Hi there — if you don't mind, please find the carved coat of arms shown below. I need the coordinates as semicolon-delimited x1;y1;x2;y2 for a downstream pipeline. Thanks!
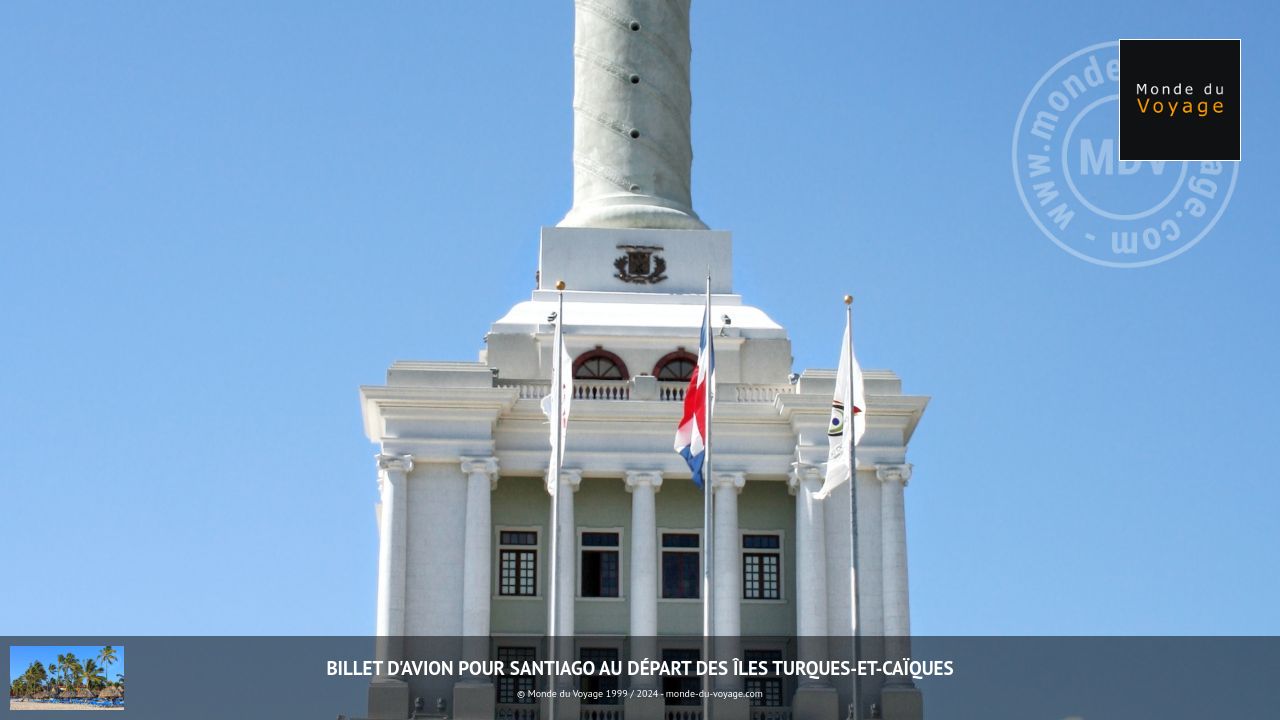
614;245;667;284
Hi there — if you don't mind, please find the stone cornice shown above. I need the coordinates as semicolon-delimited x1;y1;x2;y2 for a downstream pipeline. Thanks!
360;384;518;444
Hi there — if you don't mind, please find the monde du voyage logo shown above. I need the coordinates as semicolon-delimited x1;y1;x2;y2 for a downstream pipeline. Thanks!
1012;40;1240;268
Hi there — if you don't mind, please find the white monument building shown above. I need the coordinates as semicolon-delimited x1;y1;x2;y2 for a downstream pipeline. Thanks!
360;3;927;720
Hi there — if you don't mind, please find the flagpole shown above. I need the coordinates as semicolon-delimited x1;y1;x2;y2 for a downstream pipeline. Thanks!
845;294;862;720
548;280;566;720
702;273;714;720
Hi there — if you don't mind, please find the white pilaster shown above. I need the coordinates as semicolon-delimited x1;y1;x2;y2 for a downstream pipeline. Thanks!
375;453;413;642
790;463;830;693
822;474;854;639
552;468;583;639
711;471;745;695
877;464;913;639
460;457;499;639
625;470;662;693
625;470;662;637
711;471;745;636
790;464;829;638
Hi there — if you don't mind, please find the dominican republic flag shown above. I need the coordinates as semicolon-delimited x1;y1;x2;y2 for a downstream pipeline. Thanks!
674;307;715;487
815;311;865;499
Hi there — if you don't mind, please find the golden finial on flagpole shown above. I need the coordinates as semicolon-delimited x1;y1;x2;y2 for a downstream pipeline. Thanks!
844;294;853;305
556;280;566;291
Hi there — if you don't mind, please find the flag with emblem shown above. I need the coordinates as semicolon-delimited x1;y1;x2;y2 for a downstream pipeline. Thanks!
816;311;865;499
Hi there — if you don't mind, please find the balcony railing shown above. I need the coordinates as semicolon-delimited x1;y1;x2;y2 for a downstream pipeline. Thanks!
580;707;624;720
664;708;702;720
750;708;792;720
496;379;794;404
496;704;539;720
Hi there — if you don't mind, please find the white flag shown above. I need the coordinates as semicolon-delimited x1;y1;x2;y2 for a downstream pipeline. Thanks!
541;319;572;492
816;314;865;499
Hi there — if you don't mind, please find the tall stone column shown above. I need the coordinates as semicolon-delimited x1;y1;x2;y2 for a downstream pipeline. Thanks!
460;456;499;663
375;453;413;641
877;464;922;720
711;472;749;720
454;459;499;718
624;471;664;720
712;471;745;640
878;464;913;652
790;464;837;720
371;453;412;720
544;468;582;720
554;468;583;641
625;471;662;643
559;0;706;229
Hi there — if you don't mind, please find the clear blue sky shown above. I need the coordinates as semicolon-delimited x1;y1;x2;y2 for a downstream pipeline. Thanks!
9;646;124;683
1;2;1276;636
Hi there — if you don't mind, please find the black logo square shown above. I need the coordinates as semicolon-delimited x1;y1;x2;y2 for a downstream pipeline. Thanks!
1119;39;1240;161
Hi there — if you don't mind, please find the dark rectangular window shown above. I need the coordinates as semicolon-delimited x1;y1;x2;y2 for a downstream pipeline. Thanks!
663;533;700;548
744;650;783;707
501;531;537;546
661;533;700;599
499;530;538;596
742;534;781;600
743;534;781;549
581;531;620;598
579;648;619;705
662;648;702;706
497;647;536;704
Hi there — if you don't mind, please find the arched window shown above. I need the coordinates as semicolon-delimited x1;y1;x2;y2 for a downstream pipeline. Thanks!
573;348;629;380
653;350;698;382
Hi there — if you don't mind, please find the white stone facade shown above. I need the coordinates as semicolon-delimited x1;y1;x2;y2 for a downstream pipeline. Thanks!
360;2;927;719
360;226;927;720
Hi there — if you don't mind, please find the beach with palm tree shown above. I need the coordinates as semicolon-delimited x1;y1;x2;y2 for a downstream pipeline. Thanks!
9;645;124;711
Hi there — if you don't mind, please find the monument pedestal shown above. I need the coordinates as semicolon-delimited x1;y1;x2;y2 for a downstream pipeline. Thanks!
368;678;410;720
792;685;838;720
451;681;495;720
880;685;924;720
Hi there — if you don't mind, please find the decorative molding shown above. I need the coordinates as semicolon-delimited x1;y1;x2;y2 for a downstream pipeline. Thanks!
376;453;414;475
875;463;913;486
545;467;584;492
460;456;500;490
711;471;746;493
787;462;822;495
624;470;664;493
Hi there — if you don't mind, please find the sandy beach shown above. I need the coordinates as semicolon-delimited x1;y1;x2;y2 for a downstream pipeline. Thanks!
10;700;124;711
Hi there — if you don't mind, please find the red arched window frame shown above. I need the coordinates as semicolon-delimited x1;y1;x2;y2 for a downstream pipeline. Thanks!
652;349;698;381
573;347;630;380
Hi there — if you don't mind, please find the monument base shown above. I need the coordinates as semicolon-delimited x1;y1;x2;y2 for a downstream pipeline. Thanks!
368;678;410;720
880;685;924;720
451;681;495;720
792;685;839;720
623;694;665;720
